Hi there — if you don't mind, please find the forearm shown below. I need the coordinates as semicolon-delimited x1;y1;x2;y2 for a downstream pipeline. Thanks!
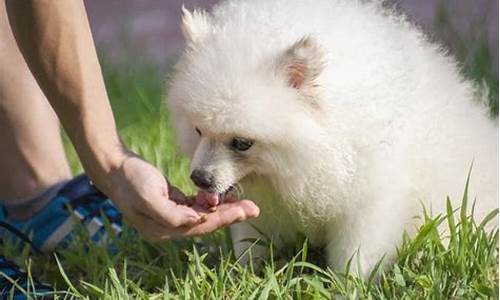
5;0;125;187
4;1;261;238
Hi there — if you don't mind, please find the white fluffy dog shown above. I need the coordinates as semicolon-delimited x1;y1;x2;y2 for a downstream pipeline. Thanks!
167;0;498;277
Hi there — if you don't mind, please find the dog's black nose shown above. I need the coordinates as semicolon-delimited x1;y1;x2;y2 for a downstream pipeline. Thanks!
190;169;216;190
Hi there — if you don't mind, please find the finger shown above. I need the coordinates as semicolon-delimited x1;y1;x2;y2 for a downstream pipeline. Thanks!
144;195;201;228
129;214;176;241
164;204;202;227
168;184;190;204
174;200;260;237
222;194;239;203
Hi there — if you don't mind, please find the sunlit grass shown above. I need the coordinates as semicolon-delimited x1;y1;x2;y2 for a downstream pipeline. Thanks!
0;61;495;299
1;6;498;297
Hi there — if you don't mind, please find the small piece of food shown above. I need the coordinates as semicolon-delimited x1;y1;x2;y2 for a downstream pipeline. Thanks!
199;213;208;223
208;206;217;212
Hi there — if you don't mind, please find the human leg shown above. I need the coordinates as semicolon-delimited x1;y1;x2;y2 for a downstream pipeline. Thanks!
0;0;71;219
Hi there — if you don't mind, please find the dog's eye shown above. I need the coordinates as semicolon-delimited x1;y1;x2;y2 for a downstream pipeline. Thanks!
195;127;201;136
230;137;253;152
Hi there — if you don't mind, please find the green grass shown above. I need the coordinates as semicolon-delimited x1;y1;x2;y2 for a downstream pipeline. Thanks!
0;61;497;299
1;8;499;297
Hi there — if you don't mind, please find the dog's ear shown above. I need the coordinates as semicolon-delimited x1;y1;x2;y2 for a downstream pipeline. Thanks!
181;6;211;43
278;36;324;90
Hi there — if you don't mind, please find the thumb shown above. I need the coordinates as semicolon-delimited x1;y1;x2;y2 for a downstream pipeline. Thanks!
176;200;260;237
147;191;201;228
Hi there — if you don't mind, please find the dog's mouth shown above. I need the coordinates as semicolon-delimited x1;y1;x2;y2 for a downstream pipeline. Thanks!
195;185;236;207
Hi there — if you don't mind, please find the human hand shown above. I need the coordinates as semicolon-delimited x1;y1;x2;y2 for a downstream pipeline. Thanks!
98;153;259;241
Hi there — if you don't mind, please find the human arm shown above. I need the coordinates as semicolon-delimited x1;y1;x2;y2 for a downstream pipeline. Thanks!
5;0;259;239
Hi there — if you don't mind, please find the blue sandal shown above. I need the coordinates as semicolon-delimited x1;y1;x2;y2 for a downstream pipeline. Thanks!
0;174;124;299
0;174;123;253
0;255;52;299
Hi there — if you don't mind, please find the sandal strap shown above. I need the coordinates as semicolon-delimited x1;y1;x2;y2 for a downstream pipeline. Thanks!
0;255;52;299
0;174;122;253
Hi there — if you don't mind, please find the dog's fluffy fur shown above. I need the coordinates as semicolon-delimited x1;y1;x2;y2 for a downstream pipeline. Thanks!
168;0;498;276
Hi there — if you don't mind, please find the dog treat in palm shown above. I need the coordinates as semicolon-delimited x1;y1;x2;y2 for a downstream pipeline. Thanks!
208;206;217;212
199;213;208;223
